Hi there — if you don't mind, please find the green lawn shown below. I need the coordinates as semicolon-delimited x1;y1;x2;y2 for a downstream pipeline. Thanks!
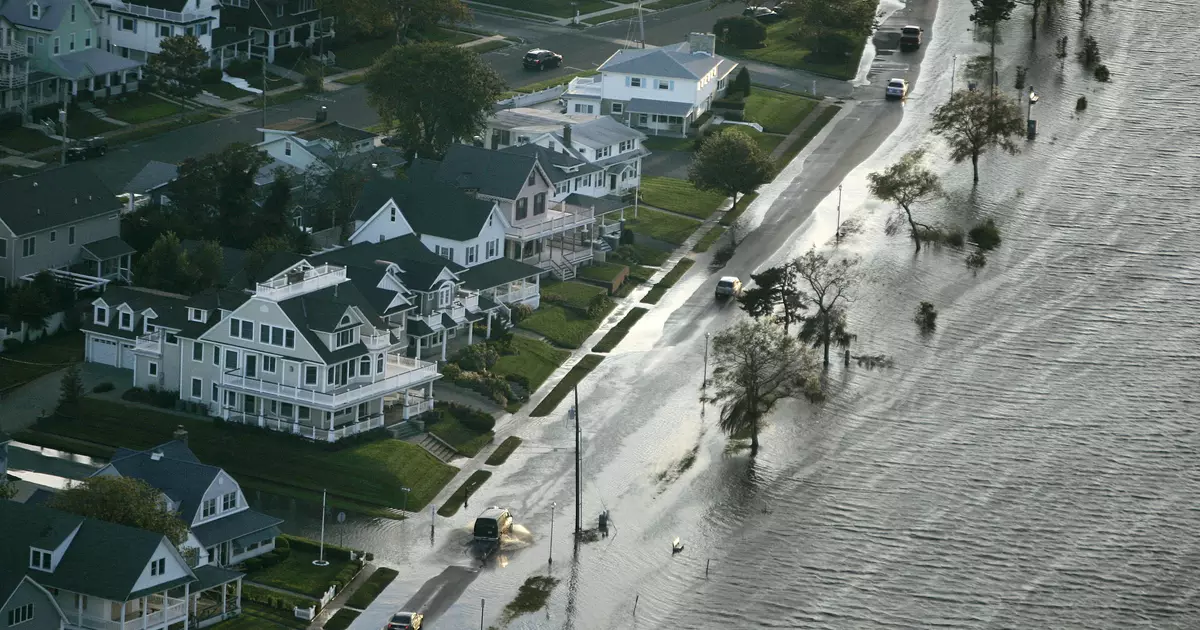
507;70;599;96
641;135;695;152
214;604;308;630
472;5;557;21
425;27;478;45
0;331;83;391
31;398;458;513
203;81;255;101
344;568;398;609
491;336;570;392
744;88;818;134
774;104;840;168
102;92;179;124
648;0;702;7
485;436;522;466
720;192;759;227
246;548;356;598
577;262;629;289
642;258;695;304
324;609;360;630
639;176;727;219
592;307;649;353
531;355;605;417
426;406;494;457
610;243;671;267
693;226;727;253
540;280;608;311
332;37;395;71
436;470;492;517
721;18;864;80
478;0;610;18
0;126;57;153
590;7;644;23
518;302;614;349
66;110;120;138
623;207;703;245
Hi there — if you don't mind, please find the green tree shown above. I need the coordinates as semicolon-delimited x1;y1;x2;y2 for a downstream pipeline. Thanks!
737;265;805;333
708;319;819;455
790;0;877;54
365;43;504;161
970;0;1016;91
189;239;225;291
866;149;942;251
136;232;194;294
688;128;775;207
330;0;470;44
7;282;52;334
930;90;1025;184
258;170;295;242
245;235;296;284
793;248;858;367
56;363;84;420
732;66;752;97
712;16;766;50
50;476;188;545
146;35;208;112
0;479;16;500
168;144;272;246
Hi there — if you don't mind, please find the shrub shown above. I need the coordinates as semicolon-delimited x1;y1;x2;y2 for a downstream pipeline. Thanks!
3;338;23;352
732;66;751;97
505;373;531;389
441;362;463;381
275;537;290;549
713;16;766;50
711;98;746;111
1093;64;1110;82
511;303;534;324
586;294;612;320
457;343;499;372
242;558;263;572
0;111;22;132
449;404;495;432
619;228;635;246
1076;96;1088;111
225;59;256;77
721;111;745;122
90;382;114;394
198;66;223;84
914;301;937;333
968;219;1001;251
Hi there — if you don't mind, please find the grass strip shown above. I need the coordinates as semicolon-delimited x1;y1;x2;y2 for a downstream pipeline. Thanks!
502;576;560;622
719;192;759;227
592;307;649;353
623;207;702;245
344;568;399;609
472;39;512;54
692;226;727;253
518;301;613;349
485;436;523;466
639;176;727;219
0;331;83;390
641;259;695;305
530;354;605;417
490;337;570;393
324;609;360;630
774;104;841;168
333;73;365;86
437;470;493;517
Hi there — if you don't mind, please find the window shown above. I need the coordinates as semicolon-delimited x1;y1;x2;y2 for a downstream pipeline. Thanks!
359;356;371;375
165;333;178;345
260;324;295;348
284;140;292;156
486;239;498;259
212;344;220;365
144;318;156;334
222;491;238;510
548;140;556;151
515;198;528;220
438;284;452;307
22;236;34;257
629;77;642;87
390;207;396;222
596;146;611;159
159;24;171;37
148;361;158;376
619;139;634;152
68;225;75;244
202;498;217;518
276;4;283;16
263;355;277;373
533;192;546;216
611;103;624;114
436;245;454;262
70;4;75;21
188;308;205;322
211;383;218;402
184;25;194;36
225;350;238;370
657;79;672;90
7;604;33;626
191;378;202;399
52;36;59;54
73;595;88;610
85;29;92;47
229;318;254;340
150;558;166;576
296;0;315;11
29;549;50;570
95;306;108;325
25;36;33;54
335;328;354;348
376;354;384;374
304;365;318;385
69;33;75;51
29;1;40;19
574;104;594;114
527;171;535;186
49;230;56;242
465;245;478;265
198;22;209;36
121;17;136;32
119;311;133;330
285;330;295;348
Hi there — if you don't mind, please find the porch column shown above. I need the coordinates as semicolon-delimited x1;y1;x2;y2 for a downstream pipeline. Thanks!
467;321;473;345
486;312;493;339
414;337;421;358
440;331;447;361
222;582;227;615
403;390;411;420
236;578;242;610
426;381;433;408
183;583;190;629
119;603;125;629
288;26;296;46
141;597;148;630
76;595;82;626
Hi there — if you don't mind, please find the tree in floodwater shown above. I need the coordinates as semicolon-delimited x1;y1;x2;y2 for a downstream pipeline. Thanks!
970;0;1016;91
737;264;806;333
793;248;859;367
930;90;1025;184
866;149;942;250
708;319;820;456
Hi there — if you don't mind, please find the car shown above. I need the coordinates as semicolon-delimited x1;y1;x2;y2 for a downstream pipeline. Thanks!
742;6;784;23
523;49;562;70
715;276;742;298
899;25;923;51
473;507;514;542
385;611;422;630
65;136;107;162
885;78;908;100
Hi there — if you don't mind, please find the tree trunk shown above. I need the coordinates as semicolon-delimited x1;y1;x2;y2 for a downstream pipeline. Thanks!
971;151;980;183
989;28;997;92
903;206;922;252
1031;0;1039;40
750;415;759;455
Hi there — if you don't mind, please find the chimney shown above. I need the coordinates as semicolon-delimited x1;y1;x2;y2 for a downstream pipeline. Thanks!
562;124;572;149
173;425;188;445
687;32;716;56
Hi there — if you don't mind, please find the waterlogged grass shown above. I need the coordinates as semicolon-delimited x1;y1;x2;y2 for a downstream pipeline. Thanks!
530;355;605;417
490;337;570;393
623;208;703;245
540;280;608;311
437;470;492;517
503;576;560;621
744;88;818;134
485;436;523;466
344;568;398;609
518;302;614;349
693;226;727;253
720;193;760;227
324;609;359;630
774;105;840;168
639;176;727;219
592;307;649;353
642;258;695;305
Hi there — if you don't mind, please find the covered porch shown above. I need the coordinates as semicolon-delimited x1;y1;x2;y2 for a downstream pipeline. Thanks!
248;16;335;63
82;236;136;284
49;49;144;102
626;98;694;137
210;27;254;69
191;565;244;629
192;510;283;568
460;257;544;310
58;581;191;630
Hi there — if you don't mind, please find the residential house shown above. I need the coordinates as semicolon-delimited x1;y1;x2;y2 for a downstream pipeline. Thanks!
0;0;143;118
348;172;548;300
92;438;283;572
218;0;331;63
481;107;594;152
89;0;220;63
0;163;134;291
81;284;189;371
0;574;66;630
121;159;177;213
564;32;738;136
256;113;377;173
0;431;10;479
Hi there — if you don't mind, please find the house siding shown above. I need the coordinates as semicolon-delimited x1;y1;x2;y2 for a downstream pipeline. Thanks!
198;297;325;363
349;199;416;245
22;0;101;69
191;471;249;527
7;210;120;284
1;580;62;630
99;0;219;58
418;215;505;269
128;540;191;593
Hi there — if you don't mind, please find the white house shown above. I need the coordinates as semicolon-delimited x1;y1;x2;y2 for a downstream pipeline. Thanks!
564;32;738;136
482;108;595;151
256;114;381;173
90;0;220;62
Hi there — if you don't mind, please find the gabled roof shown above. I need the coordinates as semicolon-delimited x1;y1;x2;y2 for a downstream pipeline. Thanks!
262;118;375;144
82;286;190;339
313;235;465;292
488;108;595;134
124;161;179;194
598;42;726;80
81;236;135;261
459;257;544;291
0;501;195;603
49;48;144;80
190;509;282;548
500;143;603;184
564;115;647;148
277;282;381;363
0;0;73;31
428;144;540;200
351;175;496;242
0;163;119;236
104;441;220;524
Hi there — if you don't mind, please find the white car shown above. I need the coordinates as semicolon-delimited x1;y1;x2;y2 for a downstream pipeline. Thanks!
886;78;908;100
715;276;742;298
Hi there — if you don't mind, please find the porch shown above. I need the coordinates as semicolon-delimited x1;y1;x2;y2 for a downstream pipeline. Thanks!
191;565;243;629
50;49;144;102
626;98;694;137
220;354;441;411
60;586;190;630
248;16;335;63
210;27;254;69
510;235;594;281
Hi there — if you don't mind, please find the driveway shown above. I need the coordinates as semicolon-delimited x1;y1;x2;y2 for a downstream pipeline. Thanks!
0;363;131;434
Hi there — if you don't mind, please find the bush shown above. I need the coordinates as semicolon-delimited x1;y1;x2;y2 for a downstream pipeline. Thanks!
722;111;745;122
732;66;751;97
3;338;23;352
711;98;746;111
1094;64;1110;82
457;343;499;372
914;301;937;333
446;403;495;432
243;558;263;572
511;303;534;325
713;16;766;50
968;219;1001;251
0;111;22;132
1076;96;1088;111
275;537;290;549
441;362;463;381
89;381;114;394
198;66;223;84
586;294;612;320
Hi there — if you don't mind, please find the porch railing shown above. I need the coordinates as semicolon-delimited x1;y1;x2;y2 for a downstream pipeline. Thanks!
134;330;162;356
221;356;439;410
225;412;386;442
107;0;209;23
76;600;187;630
0;43;29;60
489;283;540;304
505;202;595;241
0;67;28;89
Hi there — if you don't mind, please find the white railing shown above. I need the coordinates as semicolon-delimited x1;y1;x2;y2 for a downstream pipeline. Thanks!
362;332;391;350
254;264;347;301
490;283;540;304
76;601;186;630
221;358;440;410
566;75;602;99
134;331;162;355
0;68;27;88
405;399;434;417
108;0;208;23
459;291;479;311
506;203;595;241
0;43;28;60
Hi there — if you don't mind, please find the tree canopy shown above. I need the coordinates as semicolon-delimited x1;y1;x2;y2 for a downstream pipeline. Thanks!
793;248;859;367
688;128;776;205
135;233;225;294
50;476;189;545
930;90;1025;183
738;265;805;333
866;148;942;250
146;35;207;104
330;0;470;44
365;43;504;161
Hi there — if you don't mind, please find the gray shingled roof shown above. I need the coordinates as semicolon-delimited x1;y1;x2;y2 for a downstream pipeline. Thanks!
81;236;135;261
458;257;544;291
565;115;646;147
104;441;220;525
598;43;726;80
625;98;694;116
0;163;120;236
499;143;603;184
125;161;179;194
49;48;143;80
190;509;282;548
430;144;540;200
351;175;496;242
0;0;73;31
278;282;382;363
81;286;191;340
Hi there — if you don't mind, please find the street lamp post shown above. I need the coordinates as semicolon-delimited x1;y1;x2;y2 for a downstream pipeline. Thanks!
703;332;711;389
401;486;411;513
1026;85;1040;139
549;501;556;566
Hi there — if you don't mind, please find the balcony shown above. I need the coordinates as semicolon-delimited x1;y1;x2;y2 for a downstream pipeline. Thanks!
506;202;595;242
254;264;347;301
362;331;392;350
0;67;27;89
134;330;163;356
488;281;539;305
0;43;29;60
226;412;386;443
221;355;440;411
566;75;602;100
75;600;186;630
107;0;209;23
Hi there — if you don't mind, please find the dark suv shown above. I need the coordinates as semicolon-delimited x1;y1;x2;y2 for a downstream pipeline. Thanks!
523;49;563;70
66;137;107;162
899;25;923;51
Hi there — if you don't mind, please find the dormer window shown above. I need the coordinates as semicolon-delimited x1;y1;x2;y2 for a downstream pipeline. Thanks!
94;305;109;325
29;548;51;571
143;317;156;334
334;328;355;349
438;283;452;308
119;311;133;331
188;308;207;323
29;1;40;19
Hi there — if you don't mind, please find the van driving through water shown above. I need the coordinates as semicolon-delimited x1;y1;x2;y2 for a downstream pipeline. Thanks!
473;507;513;543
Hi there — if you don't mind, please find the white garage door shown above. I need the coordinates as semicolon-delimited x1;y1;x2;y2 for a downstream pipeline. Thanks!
119;343;135;370
90;337;118;366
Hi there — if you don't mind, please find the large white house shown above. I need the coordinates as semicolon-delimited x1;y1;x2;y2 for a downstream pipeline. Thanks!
564;32;738;136
89;0;220;62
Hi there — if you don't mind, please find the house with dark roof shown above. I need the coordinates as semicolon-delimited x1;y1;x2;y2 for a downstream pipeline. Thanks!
0;163;134;291
81;284;191;373
0;573;66;630
93;439;283;571
218;0;331;63
88;0;220;64
564;32;738;137
122;160;178;213
348;172;548;299
255;113;385;174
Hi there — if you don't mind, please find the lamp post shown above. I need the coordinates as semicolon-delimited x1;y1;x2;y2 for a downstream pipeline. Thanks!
401;486;411;513
1026;85;1040;139
58;107;68;166
703;332;711;389
549;501;556;566
950;54;957;99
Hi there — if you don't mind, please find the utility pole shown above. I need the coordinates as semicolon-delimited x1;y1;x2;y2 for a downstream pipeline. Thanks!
637;0;645;49
313;490;329;566
702;332;710;389
261;54;267;136
58;81;70;166
573;385;582;540
835;185;842;245
549;501;556;566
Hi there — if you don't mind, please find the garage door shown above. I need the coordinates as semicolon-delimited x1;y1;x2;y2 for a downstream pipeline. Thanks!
120;343;135;370
90;337;118;366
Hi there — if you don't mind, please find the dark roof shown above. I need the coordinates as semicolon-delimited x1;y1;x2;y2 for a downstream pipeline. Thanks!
105;441;219;524
459;257;544;290
278;282;380;363
124;161;179;193
191;509;283;548
186;287;250;312
23;489;57;506
500;143;601;184
313;235;465;292
221;0;323;32
625;98;694;117
351;175;496;242
432;144;538;200
81;236;136;261
0;430;10;444
409;319;436;337
0;163;120;236
0;0;72;31
182;240;248;286
0;501;194;602
192;565;244;591
81;286;191;340
564;193;628;216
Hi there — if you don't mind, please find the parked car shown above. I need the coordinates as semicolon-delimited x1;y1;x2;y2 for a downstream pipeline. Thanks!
899;25;924;51
473;507;514;542
885;78;908;100
65;136;107;162
385;611;422;630
715;276;742;299
523;49;563;70
742;6;784;23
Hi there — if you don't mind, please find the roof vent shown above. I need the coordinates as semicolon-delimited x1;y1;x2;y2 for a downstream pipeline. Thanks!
150;451;163;461
32;181;38;187
36;208;41;215
74;197;78;205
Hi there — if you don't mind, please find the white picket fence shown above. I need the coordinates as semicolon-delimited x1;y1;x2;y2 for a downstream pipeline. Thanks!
293;585;337;621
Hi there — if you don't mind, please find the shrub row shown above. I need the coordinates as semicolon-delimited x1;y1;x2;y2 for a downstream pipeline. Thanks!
242;584;313;612
281;534;355;563
241;546;291;573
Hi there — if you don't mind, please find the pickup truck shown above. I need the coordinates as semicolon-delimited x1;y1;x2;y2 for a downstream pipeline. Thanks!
899;25;923;51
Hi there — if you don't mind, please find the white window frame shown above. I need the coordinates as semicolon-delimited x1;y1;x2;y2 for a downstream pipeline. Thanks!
68;225;76;244
304;365;318;385
49;230;56;242
284;140;292;156
8;603;34;626
94;306;108;325
191;378;203;399
611;103;624;114
438;284;452;307
466;245;477;265
230;317;254;340
222;491;238;510
29;548;50;570
629;77;641;88
263;355;277;373
657;79;671;90
486;239;497;259
68;32;75;51
84;28;92;47
159;24;171;38
119;311;133;331
334;328;354;348
22;236;35;257
148;361;158;376
202;497;217;518
52;36;59;55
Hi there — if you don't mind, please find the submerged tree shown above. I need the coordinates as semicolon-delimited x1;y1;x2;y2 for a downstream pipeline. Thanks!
930;90;1025;183
737;265;806;333
970;0;1016;91
867;149;942;251
56;363;85;420
793;248;859;367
